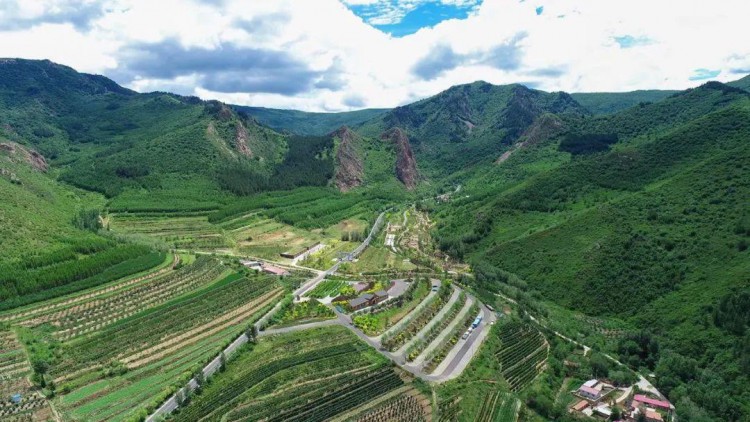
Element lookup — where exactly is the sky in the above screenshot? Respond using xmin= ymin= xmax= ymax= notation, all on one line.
xmin=0 ymin=0 xmax=748 ymax=112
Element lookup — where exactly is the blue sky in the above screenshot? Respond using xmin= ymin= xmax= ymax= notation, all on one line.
xmin=345 ymin=1 xmax=482 ymax=37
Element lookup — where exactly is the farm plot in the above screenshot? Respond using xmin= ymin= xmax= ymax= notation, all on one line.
xmin=343 ymin=243 xmax=417 ymax=274
xmin=0 ymin=330 xmax=52 ymax=420
xmin=381 ymin=282 xmax=453 ymax=351
xmin=51 ymin=271 xmax=285 ymax=422
xmin=231 ymin=217 xmax=327 ymax=261
xmin=475 ymin=390 xmax=520 ymax=422
xmin=22 ymin=256 xmax=228 ymax=340
xmin=305 ymin=279 xmax=349 ymax=298
xmin=109 ymin=213 xmax=230 ymax=250
xmin=175 ymin=326 xmax=404 ymax=422
xmin=496 ymin=321 xmax=549 ymax=392
xmin=0 ymin=253 xmax=175 ymax=325
xmin=347 ymin=386 xmax=432 ymax=422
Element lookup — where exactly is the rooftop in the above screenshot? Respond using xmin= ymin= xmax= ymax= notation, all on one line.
xmin=634 ymin=394 xmax=671 ymax=410
xmin=579 ymin=385 xmax=601 ymax=396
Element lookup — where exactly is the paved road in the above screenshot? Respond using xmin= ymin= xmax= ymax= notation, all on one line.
xmin=409 ymin=295 xmax=475 ymax=368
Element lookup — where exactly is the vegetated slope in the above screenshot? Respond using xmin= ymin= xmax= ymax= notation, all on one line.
xmin=571 ymin=90 xmax=677 ymax=115
xmin=236 ymin=105 xmax=388 ymax=135
xmin=433 ymin=84 xmax=750 ymax=420
xmin=727 ymin=73 xmax=750 ymax=91
xmin=0 ymin=138 xmax=165 ymax=309
xmin=0 ymin=59 xmax=294 ymax=208
xmin=358 ymin=81 xmax=588 ymax=177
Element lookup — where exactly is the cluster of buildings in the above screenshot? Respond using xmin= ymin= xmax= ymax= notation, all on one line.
xmin=570 ymin=379 xmax=673 ymax=421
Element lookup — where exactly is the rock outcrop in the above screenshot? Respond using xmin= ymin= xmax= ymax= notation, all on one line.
xmin=0 ymin=141 xmax=48 ymax=172
xmin=235 ymin=121 xmax=253 ymax=157
xmin=496 ymin=113 xmax=565 ymax=164
xmin=381 ymin=128 xmax=418 ymax=190
xmin=332 ymin=126 xmax=364 ymax=192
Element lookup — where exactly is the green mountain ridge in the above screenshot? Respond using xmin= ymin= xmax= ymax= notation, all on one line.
xmin=1 ymin=58 xmax=750 ymax=421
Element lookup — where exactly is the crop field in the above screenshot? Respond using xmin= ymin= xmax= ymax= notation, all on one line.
xmin=175 ymin=327 xmax=407 ymax=422
xmin=0 ymin=256 xmax=287 ymax=422
xmin=109 ymin=212 xmax=230 ymax=250
xmin=353 ymin=279 xmax=430 ymax=336
xmin=208 ymin=187 xmax=386 ymax=230
xmin=230 ymin=216 xmax=327 ymax=261
xmin=15 ymin=256 xmax=228 ymax=341
xmin=305 ymin=279 xmax=349 ymax=298
xmin=344 ymin=245 xmax=418 ymax=274
xmin=474 ymin=390 xmax=520 ymax=422
xmin=496 ymin=321 xmax=549 ymax=392
xmin=347 ymin=386 xmax=432 ymax=422
xmin=0 ymin=330 xmax=53 ymax=420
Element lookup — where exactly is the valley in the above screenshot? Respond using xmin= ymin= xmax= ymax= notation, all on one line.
xmin=0 ymin=58 xmax=748 ymax=422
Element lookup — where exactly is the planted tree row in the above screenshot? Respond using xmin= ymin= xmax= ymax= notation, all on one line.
xmin=405 ymin=293 xmax=466 ymax=362
xmin=381 ymin=282 xmax=453 ymax=351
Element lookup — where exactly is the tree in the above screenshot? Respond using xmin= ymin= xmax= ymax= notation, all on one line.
xmin=219 ymin=351 xmax=227 ymax=372
xmin=610 ymin=407 xmax=621 ymax=420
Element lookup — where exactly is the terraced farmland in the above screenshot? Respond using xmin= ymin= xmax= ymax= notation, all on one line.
xmin=348 ymin=386 xmax=431 ymax=422
xmin=475 ymin=390 xmax=520 ymax=422
xmin=0 ymin=256 xmax=289 ymax=422
xmin=0 ymin=330 xmax=52 ymax=420
xmin=174 ymin=327 xmax=405 ymax=422
xmin=110 ymin=212 xmax=230 ymax=250
xmin=19 ymin=256 xmax=227 ymax=341
xmin=405 ymin=292 xmax=467 ymax=361
xmin=381 ymin=282 xmax=453 ymax=351
xmin=496 ymin=321 xmax=549 ymax=392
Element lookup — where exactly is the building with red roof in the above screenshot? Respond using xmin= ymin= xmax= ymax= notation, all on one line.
xmin=633 ymin=394 xmax=672 ymax=410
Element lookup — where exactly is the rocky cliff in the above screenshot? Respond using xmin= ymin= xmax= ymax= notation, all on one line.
xmin=332 ymin=126 xmax=364 ymax=192
xmin=381 ymin=128 xmax=418 ymax=190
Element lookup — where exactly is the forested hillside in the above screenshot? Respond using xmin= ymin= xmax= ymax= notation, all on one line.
xmin=571 ymin=89 xmax=677 ymax=115
xmin=431 ymin=81 xmax=750 ymax=421
xmin=237 ymin=106 xmax=388 ymax=136
xmin=357 ymin=81 xmax=588 ymax=177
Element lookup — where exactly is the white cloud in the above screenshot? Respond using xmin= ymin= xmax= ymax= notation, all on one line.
xmin=0 ymin=0 xmax=748 ymax=111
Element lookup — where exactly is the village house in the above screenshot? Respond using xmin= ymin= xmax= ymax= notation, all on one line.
xmin=577 ymin=384 xmax=602 ymax=401
xmin=262 ymin=265 xmax=290 ymax=276
xmin=348 ymin=290 xmax=388 ymax=311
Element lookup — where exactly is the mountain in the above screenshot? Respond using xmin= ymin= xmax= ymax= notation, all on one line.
xmin=728 ymin=73 xmax=750 ymax=91
xmin=236 ymin=106 xmax=388 ymax=136
xmin=0 ymin=59 xmax=325 ymax=210
xmin=358 ymin=81 xmax=588 ymax=178
xmin=571 ymin=89 xmax=678 ymax=114
xmin=433 ymin=81 xmax=750 ymax=421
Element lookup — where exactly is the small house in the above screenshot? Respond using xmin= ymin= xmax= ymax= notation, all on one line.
xmin=633 ymin=394 xmax=672 ymax=411
xmin=571 ymin=400 xmax=589 ymax=413
xmin=578 ymin=385 xmax=601 ymax=401
xmin=262 ymin=265 xmax=290 ymax=276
